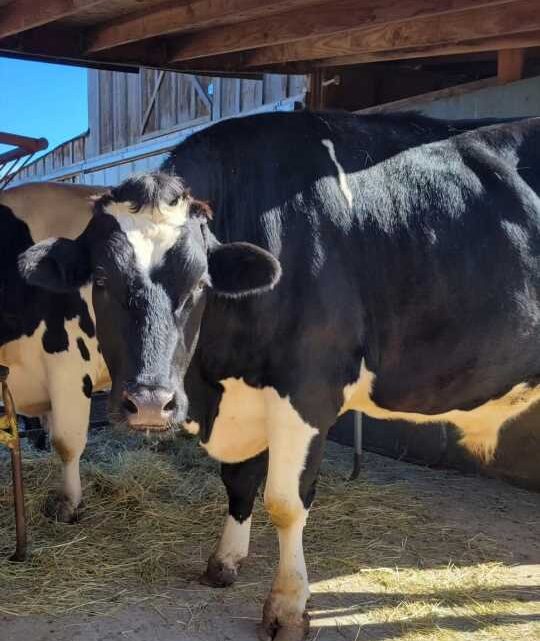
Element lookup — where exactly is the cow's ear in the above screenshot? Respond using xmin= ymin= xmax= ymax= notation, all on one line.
xmin=208 ymin=242 xmax=281 ymax=298
xmin=18 ymin=237 xmax=91 ymax=293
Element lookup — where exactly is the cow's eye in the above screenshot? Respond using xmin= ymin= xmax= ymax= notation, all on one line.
xmin=195 ymin=280 xmax=206 ymax=292
xmin=94 ymin=276 xmax=106 ymax=288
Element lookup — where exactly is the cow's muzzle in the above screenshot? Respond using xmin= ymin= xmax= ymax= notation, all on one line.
xmin=122 ymin=385 xmax=180 ymax=432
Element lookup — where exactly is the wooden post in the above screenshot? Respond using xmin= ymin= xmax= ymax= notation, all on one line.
xmin=498 ymin=48 xmax=525 ymax=83
xmin=350 ymin=412 xmax=363 ymax=481
xmin=211 ymin=77 xmax=222 ymax=120
xmin=307 ymin=70 xmax=325 ymax=110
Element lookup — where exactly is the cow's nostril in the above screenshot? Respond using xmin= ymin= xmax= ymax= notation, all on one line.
xmin=163 ymin=397 xmax=177 ymax=412
xmin=122 ymin=397 xmax=138 ymax=414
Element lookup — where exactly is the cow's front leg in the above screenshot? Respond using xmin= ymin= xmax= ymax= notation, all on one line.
xmin=45 ymin=388 xmax=91 ymax=523
xmin=202 ymin=450 xmax=268 ymax=587
xmin=259 ymin=389 xmax=326 ymax=641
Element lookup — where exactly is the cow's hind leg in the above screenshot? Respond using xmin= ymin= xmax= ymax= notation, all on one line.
xmin=45 ymin=391 xmax=91 ymax=523
xmin=259 ymin=389 xmax=326 ymax=641
xmin=202 ymin=450 xmax=268 ymax=587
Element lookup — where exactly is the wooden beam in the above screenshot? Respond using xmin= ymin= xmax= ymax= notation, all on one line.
xmin=498 ymin=48 xmax=525 ymax=82
xmin=85 ymin=0 xmax=326 ymax=54
xmin=241 ymin=0 xmax=539 ymax=68
xmin=0 ymin=0 xmax=106 ymax=40
xmin=168 ymin=0 xmax=516 ymax=63
xmin=317 ymin=30 xmax=540 ymax=68
xmin=0 ymin=26 xmax=168 ymax=69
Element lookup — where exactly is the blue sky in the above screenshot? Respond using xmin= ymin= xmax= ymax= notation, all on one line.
xmin=0 ymin=58 xmax=88 ymax=159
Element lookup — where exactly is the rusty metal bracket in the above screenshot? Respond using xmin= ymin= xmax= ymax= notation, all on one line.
xmin=0 ymin=365 xmax=27 ymax=562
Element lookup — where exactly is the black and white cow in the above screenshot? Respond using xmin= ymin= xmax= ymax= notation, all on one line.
xmin=19 ymin=111 xmax=540 ymax=641
xmin=0 ymin=182 xmax=109 ymax=521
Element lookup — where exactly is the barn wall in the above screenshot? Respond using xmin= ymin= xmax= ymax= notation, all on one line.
xmin=14 ymin=69 xmax=306 ymax=185
xmin=412 ymin=75 xmax=540 ymax=119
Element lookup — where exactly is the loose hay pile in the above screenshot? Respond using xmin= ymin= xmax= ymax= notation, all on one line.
xmin=0 ymin=429 xmax=538 ymax=641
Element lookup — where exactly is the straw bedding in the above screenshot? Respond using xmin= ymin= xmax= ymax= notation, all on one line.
xmin=0 ymin=428 xmax=538 ymax=640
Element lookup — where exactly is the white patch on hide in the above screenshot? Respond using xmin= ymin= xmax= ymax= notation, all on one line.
xmin=322 ymin=138 xmax=353 ymax=208
xmin=182 ymin=419 xmax=200 ymax=435
xmin=341 ymin=359 xmax=540 ymax=459
xmin=200 ymin=378 xmax=269 ymax=463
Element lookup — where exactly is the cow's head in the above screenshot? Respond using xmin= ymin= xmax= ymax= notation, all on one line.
xmin=19 ymin=172 xmax=281 ymax=431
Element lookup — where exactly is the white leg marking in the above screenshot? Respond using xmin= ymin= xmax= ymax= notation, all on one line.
xmin=263 ymin=388 xmax=317 ymax=628
xmin=322 ymin=139 xmax=353 ymax=208
xmin=215 ymin=515 xmax=252 ymax=569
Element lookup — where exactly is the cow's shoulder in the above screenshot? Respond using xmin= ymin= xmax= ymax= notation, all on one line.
xmin=0 ymin=182 xmax=109 ymax=242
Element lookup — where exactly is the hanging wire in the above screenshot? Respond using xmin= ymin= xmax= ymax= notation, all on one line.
xmin=0 ymin=152 xmax=36 ymax=190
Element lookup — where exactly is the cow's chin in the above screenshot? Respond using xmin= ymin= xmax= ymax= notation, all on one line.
xmin=127 ymin=422 xmax=170 ymax=433
xmin=107 ymin=406 xmax=179 ymax=439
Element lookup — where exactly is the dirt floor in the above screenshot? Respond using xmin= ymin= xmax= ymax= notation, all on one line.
xmin=1 ymin=431 xmax=539 ymax=641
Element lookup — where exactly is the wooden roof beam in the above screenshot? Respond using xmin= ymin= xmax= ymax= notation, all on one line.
xmin=85 ymin=0 xmax=327 ymax=54
xmin=317 ymin=31 xmax=540 ymax=68
xmin=0 ymin=26 xmax=168 ymax=69
xmin=238 ymin=0 xmax=539 ymax=68
xmin=168 ymin=0 xmax=517 ymax=63
xmin=0 ymin=1 xmax=107 ymax=40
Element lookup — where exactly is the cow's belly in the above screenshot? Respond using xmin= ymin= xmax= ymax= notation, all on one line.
xmin=199 ymin=378 xmax=269 ymax=463
xmin=341 ymin=360 xmax=540 ymax=459
xmin=0 ymin=327 xmax=50 ymax=415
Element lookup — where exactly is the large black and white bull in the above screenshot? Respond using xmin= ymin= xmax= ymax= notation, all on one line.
xmin=1 ymin=112 xmax=496 ymax=522
xmin=17 ymin=112 xmax=540 ymax=641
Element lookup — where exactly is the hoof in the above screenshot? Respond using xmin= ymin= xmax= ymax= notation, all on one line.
xmin=43 ymin=492 xmax=80 ymax=523
xmin=258 ymin=602 xmax=309 ymax=641
xmin=199 ymin=554 xmax=239 ymax=588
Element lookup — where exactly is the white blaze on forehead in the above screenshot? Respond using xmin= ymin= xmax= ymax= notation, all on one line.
xmin=322 ymin=138 xmax=353 ymax=208
xmin=103 ymin=199 xmax=189 ymax=272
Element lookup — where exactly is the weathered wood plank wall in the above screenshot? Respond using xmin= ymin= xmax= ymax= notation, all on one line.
xmin=16 ymin=68 xmax=306 ymax=182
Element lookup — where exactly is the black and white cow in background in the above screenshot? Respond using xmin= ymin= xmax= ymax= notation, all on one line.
xmin=0 ymin=182 xmax=109 ymax=521
xmin=16 ymin=111 xmax=540 ymax=641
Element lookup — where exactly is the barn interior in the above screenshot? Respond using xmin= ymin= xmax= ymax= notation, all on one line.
xmin=2 ymin=0 xmax=540 ymax=488
xmin=0 ymin=2 xmax=539 ymax=640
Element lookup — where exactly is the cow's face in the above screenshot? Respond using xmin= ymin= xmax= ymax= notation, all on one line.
xmin=19 ymin=173 xmax=281 ymax=431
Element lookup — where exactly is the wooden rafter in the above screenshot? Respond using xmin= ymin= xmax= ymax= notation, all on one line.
xmin=85 ymin=0 xmax=327 ymax=54
xmin=0 ymin=26 xmax=168 ymax=69
xmin=168 ymin=0 xmax=516 ymax=63
xmin=317 ymin=30 xmax=540 ymax=69
xmin=0 ymin=0 xmax=538 ymax=75
xmin=0 ymin=0 xmax=107 ymax=40
xmin=237 ymin=0 xmax=539 ymax=68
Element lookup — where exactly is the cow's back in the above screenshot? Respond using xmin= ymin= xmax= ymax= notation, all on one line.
xmin=0 ymin=182 xmax=108 ymax=242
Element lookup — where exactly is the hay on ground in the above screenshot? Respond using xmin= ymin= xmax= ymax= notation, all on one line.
xmin=0 ymin=429 xmax=538 ymax=641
